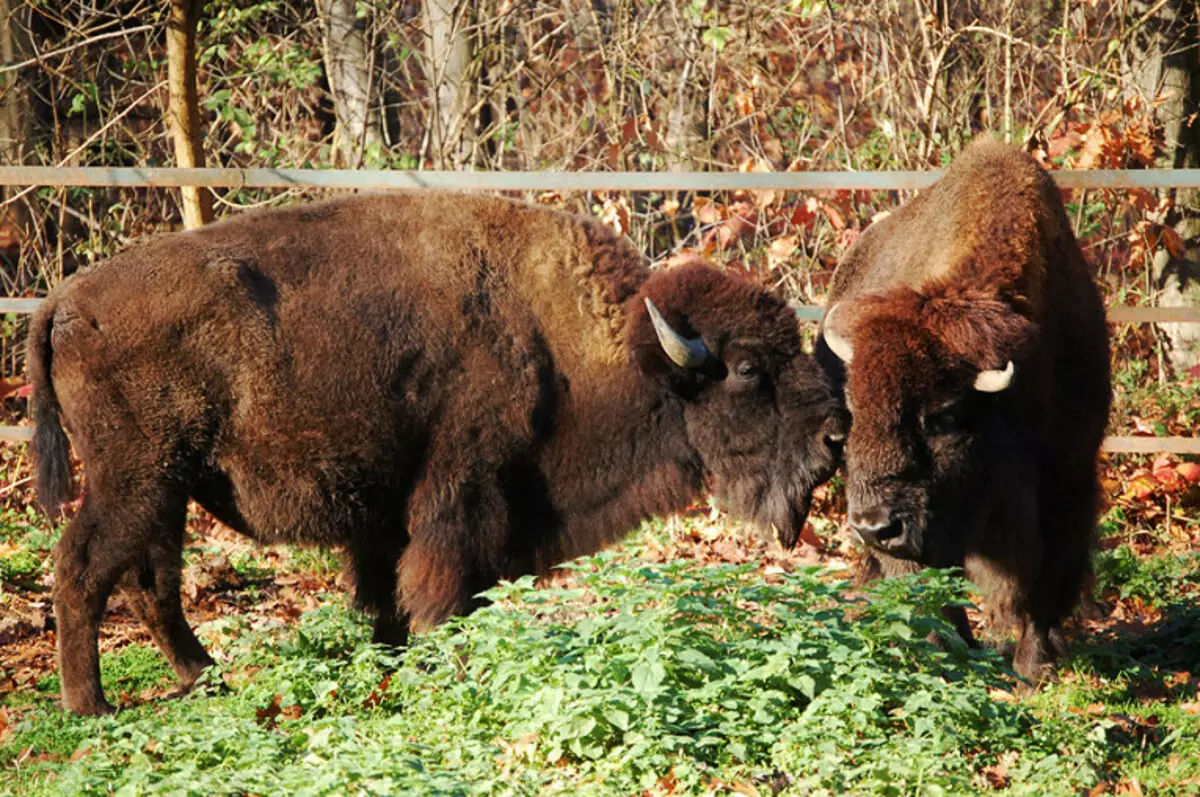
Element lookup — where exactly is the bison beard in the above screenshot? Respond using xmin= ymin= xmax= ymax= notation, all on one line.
xmin=818 ymin=138 xmax=1111 ymax=686
xmin=29 ymin=191 xmax=845 ymax=715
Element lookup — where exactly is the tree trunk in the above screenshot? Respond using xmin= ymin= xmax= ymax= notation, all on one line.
xmin=166 ymin=0 xmax=213 ymax=229
xmin=0 ymin=0 xmax=32 ymax=257
xmin=1125 ymin=0 xmax=1200 ymax=373
xmin=318 ymin=0 xmax=383 ymax=167
xmin=663 ymin=0 xmax=704 ymax=172
xmin=423 ymin=0 xmax=474 ymax=167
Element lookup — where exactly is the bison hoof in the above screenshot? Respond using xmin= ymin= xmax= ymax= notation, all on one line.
xmin=1013 ymin=660 xmax=1057 ymax=693
xmin=63 ymin=696 xmax=116 ymax=717
xmin=169 ymin=677 xmax=229 ymax=701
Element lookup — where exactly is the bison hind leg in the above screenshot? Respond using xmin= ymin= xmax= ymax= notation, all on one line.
xmin=116 ymin=510 xmax=215 ymax=695
xmin=55 ymin=483 xmax=196 ymax=715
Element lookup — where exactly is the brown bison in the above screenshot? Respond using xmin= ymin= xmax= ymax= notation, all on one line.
xmin=30 ymin=191 xmax=846 ymax=715
xmin=818 ymin=138 xmax=1111 ymax=683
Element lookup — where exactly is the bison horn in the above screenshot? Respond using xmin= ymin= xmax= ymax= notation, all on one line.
xmin=822 ymin=303 xmax=854 ymax=363
xmin=644 ymin=298 xmax=710 ymax=369
xmin=973 ymin=360 xmax=1015 ymax=393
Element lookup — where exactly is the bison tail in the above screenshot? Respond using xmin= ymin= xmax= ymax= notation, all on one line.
xmin=27 ymin=298 xmax=74 ymax=513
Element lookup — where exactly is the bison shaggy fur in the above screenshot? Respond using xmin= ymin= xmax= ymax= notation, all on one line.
xmin=30 ymin=191 xmax=846 ymax=715
xmin=819 ymin=138 xmax=1111 ymax=683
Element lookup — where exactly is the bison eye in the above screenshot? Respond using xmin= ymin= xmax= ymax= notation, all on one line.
xmin=733 ymin=360 xmax=760 ymax=380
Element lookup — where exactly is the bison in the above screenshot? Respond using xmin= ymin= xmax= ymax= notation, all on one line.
xmin=30 ymin=191 xmax=847 ymax=715
xmin=818 ymin=138 xmax=1111 ymax=683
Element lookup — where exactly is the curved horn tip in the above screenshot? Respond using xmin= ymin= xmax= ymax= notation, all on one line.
xmin=645 ymin=297 xmax=710 ymax=369
xmin=973 ymin=360 xmax=1016 ymax=393
xmin=822 ymin=303 xmax=855 ymax=364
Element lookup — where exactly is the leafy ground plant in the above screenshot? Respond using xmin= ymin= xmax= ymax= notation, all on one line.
xmin=5 ymin=554 xmax=1184 ymax=796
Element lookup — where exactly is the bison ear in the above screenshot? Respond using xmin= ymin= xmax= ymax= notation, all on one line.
xmin=973 ymin=360 xmax=1015 ymax=393
xmin=821 ymin=302 xmax=855 ymax=364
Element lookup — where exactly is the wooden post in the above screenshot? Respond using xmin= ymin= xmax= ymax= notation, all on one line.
xmin=0 ymin=0 xmax=32 ymax=250
xmin=166 ymin=0 xmax=213 ymax=229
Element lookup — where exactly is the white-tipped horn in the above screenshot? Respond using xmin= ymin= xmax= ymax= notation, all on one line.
xmin=644 ymin=298 xmax=710 ymax=369
xmin=821 ymin=302 xmax=855 ymax=363
xmin=973 ymin=360 xmax=1015 ymax=393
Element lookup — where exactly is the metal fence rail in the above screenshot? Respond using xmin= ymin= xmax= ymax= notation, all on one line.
xmin=1 ymin=165 xmax=1197 ymax=455
xmin=6 ymin=298 xmax=1199 ymax=324
xmin=4 ymin=166 xmax=1200 ymax=191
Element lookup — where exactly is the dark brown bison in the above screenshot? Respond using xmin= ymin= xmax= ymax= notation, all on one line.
xmin=818 ymin=138 xmax=1111 ymax=683
xmin=30 ymin=191 xmax=846 ymax=715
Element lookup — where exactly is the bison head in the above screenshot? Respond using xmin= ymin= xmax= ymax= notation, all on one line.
xmin=629 ymin=264 xmax=846 ymax=547
xmin=820 ymin=285 xmax=1037 ymax=565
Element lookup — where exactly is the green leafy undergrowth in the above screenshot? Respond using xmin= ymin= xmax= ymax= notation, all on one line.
xmin=0 ymin=503 xmax=59 ymax=585
xmin=1 ymin=557 xmax=1168 ymax=795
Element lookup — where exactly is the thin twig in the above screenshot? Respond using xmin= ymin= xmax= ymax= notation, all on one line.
xmin=0 ymin=23 xmax=159 ymax=75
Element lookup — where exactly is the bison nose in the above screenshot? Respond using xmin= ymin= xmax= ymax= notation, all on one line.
xmin=849 ymin=509 xmax=906 ymax=551
xmin=820 ymin=414 xmax=848 ymax=459
xmin=823 ymin=429 xmax=846 ymax=458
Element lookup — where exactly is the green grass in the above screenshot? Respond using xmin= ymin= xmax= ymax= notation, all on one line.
xmin=4 ymin=554 xmax=1198 ymax=795
xmin=0 ymin=503 xmax=60 ymax=585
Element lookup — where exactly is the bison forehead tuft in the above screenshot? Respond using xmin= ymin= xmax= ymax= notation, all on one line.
xmin=628 ymin=263 xmax=802 ymax=358
xmin=839 ymin=283 xmax=1038 ymax=389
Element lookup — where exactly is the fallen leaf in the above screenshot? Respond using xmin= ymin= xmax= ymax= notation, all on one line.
xmin=767 ymin=235 xmax=799 ymax=269
xmin=799 ymin=523 xmax=824 ymax=549
xmin=256 ymin=694 xmax=283 ymax=726
xmin=1153 ymin=466 xmax=1183 ymax=491
xmin=0 ymin=378 xmax=25 ymax=400
xmin=363 ymin=673 xmax=393 ymax=708
xmin=1177 ymin=463 xmax=1200 ymax=483
xmin=989 ymin=688 xmax=1017 ymax=703
xmin=1116 ymin=777 xmax=1145 ymax=796
xmin=981 ymin=763 xmax=1010 ymax=789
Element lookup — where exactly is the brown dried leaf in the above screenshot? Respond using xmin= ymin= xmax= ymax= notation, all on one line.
xmin=255 ymin=694 xmax=283 ymax=726
xmin=767 ymin=235 xmax=799 ymax=270
xmin=981 ymin=763 xmax=1010 ymax=789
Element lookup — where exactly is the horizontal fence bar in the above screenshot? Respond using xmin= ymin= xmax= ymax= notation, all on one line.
xmin=0 ymin=298 xmax=43 ymax=314
xmin=4 ymin=166 xmax=1200 ymax=192
xmin=0 ymin=425 xmax=1192 ymax=453
xmin=1105 ymin=307 xmax=1200 ymax=324
xmin=6 ymin=298 xmax=1200 ymax=324
xmin=1103 ymin=436 xmax=1200 ymax=455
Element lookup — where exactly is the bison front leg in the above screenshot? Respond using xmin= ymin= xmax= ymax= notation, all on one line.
xmin=1011 ymin=467 xmax=1099 ymax=689
xmin=398 ymin=475 xmax=507 ymax=634
xmin=1012 ymin=618 xmax=1058 ymax=688
xmin=346 ymin=536 xmax=410 ymax=648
